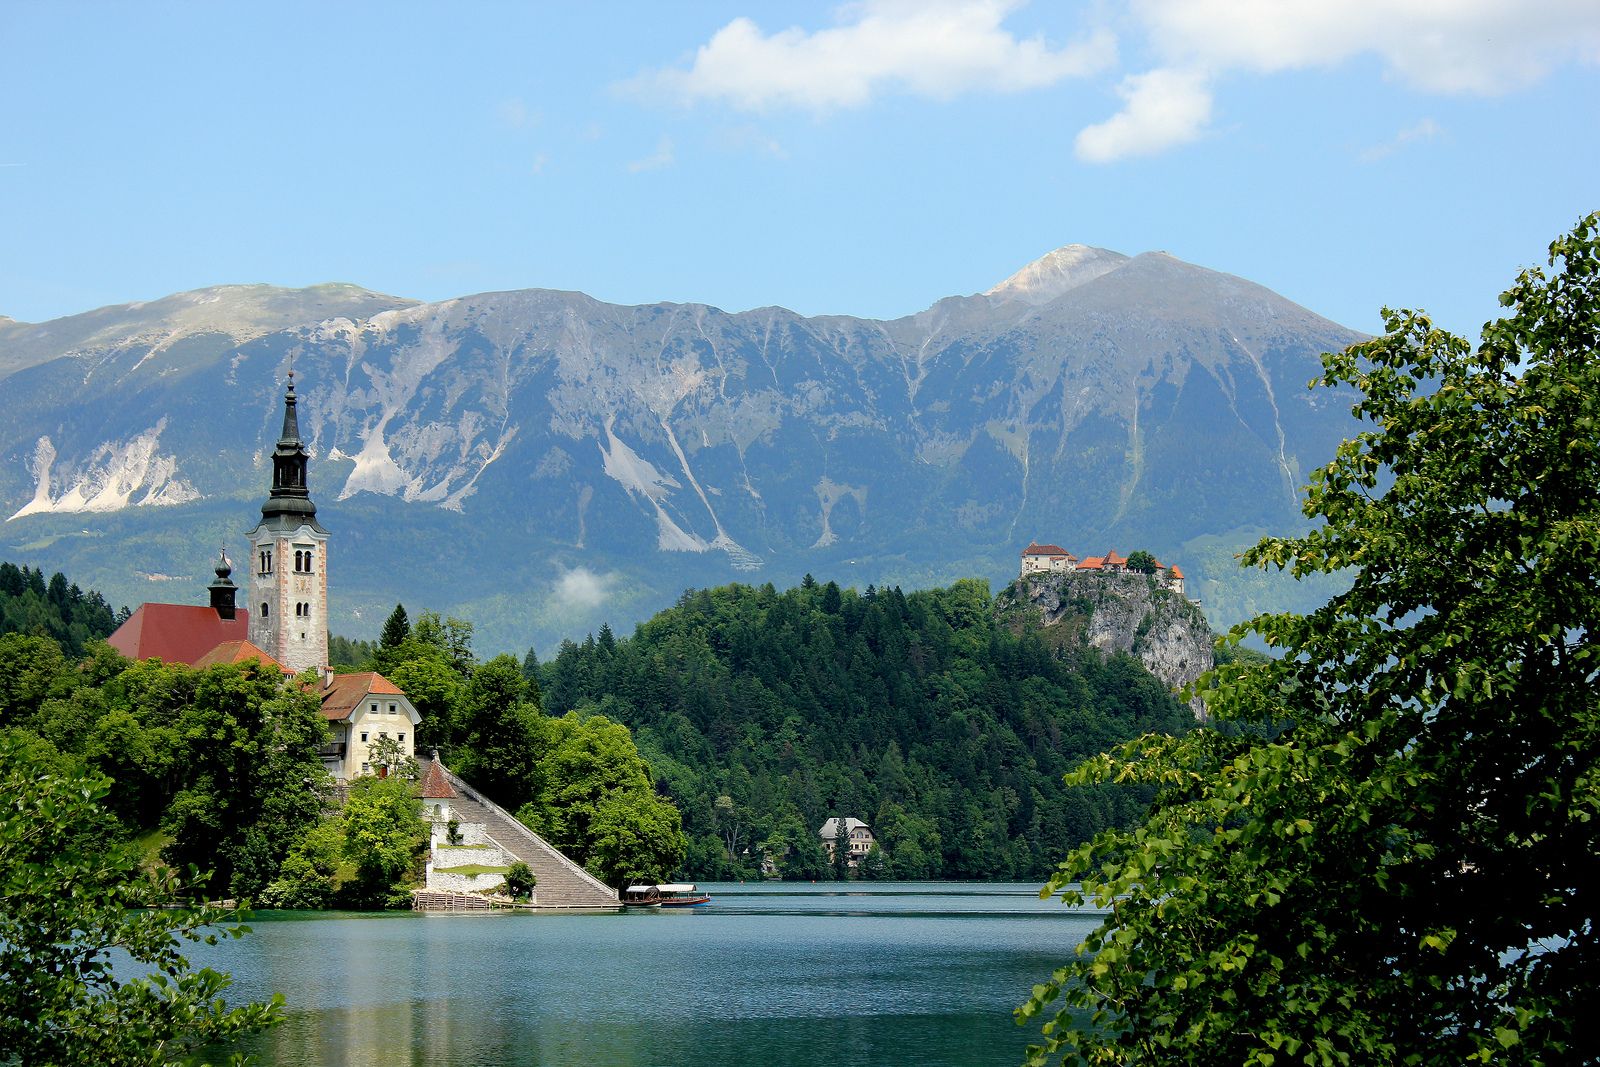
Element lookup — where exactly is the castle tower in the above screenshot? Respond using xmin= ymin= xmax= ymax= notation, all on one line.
xmin=247 ymin=373 xmax=329 ymax=673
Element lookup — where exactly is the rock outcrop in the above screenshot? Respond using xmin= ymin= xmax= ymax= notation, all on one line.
xmin=998 ymin=571 xmax=1214 ymax=718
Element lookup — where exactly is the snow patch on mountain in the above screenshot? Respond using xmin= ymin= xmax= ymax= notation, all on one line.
xmin=7 ymin=420 xmax=199 ymax=521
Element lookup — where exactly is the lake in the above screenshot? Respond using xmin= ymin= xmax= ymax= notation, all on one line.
xmin=200 ymin=882 xmax=1102 ymax=1067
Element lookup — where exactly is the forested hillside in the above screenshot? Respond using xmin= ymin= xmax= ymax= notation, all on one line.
xmin=538 ymin=577 xmax=1195 ymax=881
xmin=0 ymin=561 xmax=123 ymax=656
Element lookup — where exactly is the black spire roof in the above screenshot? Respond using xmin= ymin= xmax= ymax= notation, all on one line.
xmin=259 ymin=373 xmax=327 ymax=533
xmin=208 ymin=548 xmax=237 ymax=619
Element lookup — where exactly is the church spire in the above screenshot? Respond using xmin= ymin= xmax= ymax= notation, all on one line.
xmin=261 ymin=372 xmax=325 ymax=532
xmin=279 ymin=369 xmax=302 ymax=444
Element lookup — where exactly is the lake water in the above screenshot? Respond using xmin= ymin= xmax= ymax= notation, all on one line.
xmin=201 ymin=882 xmax=1102 ymax=1067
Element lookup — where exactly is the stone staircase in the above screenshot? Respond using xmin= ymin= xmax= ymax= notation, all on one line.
xmin=420 ymin=756 xmax=618 ymax=909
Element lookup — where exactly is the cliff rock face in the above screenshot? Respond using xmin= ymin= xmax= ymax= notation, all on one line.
xmin=999 ymin=571 xmax=1214 ymax=718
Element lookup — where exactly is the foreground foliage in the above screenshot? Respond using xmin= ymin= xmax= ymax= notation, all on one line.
xmin=1020 ymin=216 xmax=1600 ymax=1063
xmin=0 ymin=733 xmax=281 ymax=1065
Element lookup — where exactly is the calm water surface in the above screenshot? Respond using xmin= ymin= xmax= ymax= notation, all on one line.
xmin=205 ymin=882 xmax=1102 ymax=1067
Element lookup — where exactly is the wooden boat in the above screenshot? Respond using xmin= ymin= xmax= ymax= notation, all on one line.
xmin=621 ymin=882 xmax=711 ymax=907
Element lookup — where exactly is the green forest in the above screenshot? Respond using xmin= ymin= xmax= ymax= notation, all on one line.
xmin=1 ymin=560 xmax=1195 ymax=903
xmin=0 ymin=561 xmax=124 ymax=656
xmin=533 ymin=576 xmax=1195 ymax=881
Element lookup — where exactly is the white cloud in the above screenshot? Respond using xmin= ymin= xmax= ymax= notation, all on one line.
xmin=1074 ymin=67 xmax=1212 ymax=162
xmin=1076 ymin=0 xmax=1600 ymax=162
xmin=1359 ymin=117 xmax=1443 ymax=162
xmin=627 ymin=136 xmax=675 ymax=172
xmin=1134 ymin=0 xmax=1600 ymax=95
xmin=636 ymin=0 xmax=1115 ymax=113
xmin=555 ymin=567 xmax=611 ymax=610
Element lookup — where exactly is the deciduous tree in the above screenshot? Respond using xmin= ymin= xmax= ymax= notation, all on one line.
xmin=1020 ymin=214 xmax=1600 ymax=1065
xmin=0 ymin=734 xmax=281 ymax=1064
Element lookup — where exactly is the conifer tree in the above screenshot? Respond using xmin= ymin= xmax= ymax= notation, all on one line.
xmin=378 ymin=603 xmax=410 ymax=649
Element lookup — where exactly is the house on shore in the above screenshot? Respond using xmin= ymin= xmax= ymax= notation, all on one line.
xmin=819 ymin=817 xmax=875 ymax=870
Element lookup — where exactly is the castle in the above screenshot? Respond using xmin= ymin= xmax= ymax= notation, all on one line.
xmin=1020 ymin=542 xmax=1186 ymax=597
xmin=107 ymin=374 xmax=418 ymax=782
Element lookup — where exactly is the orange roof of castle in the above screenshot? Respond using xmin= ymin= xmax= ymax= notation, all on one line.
xmin=321 ymin=671 xmax=407 ymax=722
xmin=1103 ymin=550 xmax=1128 ymax=567
xmin=1022 ymin=542 xmax=1071 ymax=556
xmin=1077 ymin=556 xmax=1104 ymax=570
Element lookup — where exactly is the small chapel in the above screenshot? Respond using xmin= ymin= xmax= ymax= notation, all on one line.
xmin=108 ymin=374 xmax=419 ymax=782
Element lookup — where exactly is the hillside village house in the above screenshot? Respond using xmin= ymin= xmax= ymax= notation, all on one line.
xmin=819 ymin=817 xmax=875 ymax=870
xmin=107 ymin=373 xmax=418 ymax=782
xmin=1020 ymin=541 xmax=1186 ymax=597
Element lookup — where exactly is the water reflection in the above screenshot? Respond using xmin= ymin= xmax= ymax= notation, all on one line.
xmin=206 ymin=883 xmax=1098 ymax=1067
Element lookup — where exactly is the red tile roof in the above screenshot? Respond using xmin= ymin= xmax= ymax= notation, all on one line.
xmin=1077 ymin=556 xmax=1104 ymax=570
xmin=1169 ymin=565 xmax=1184 ymax=579
xmin=1103 ymin=550 xmax=1128 ymax=567
xmin=107 ymin=604 xmax=252 ymax=667
xmin=193 ymin=639 xmax=281 ymax=671
xmin=321 ymin=671 xmax=408 ymax=722
xmin=420 ymin=759 xmax=457 ymax=799
xmin=1022 ymin=542 xmax=1070 ymax=556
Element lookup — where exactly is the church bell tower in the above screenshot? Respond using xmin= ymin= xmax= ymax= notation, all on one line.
xmin=247 ymin=373 xmax=329 ymax=673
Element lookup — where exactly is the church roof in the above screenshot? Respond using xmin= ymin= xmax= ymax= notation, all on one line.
xmin=321 ymin=670 xmax=408 ymax=722
xmin=193 ymin=639 xmax=281 ymax=671
xmin=107 ymin=604 xmax=252 ymax=666
xmin=420 ymin=758 xmax=457 ymax=800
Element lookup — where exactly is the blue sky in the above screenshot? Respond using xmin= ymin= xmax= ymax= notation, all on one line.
xmin=3 ymin=1 xmax=1597 ymax=338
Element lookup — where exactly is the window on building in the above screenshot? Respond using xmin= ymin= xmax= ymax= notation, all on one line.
xmin=260 ymin=602 xmax=269 ymax=618
xmin=398 ymin=733 xmax=405 ymax=744
xmin=361 ymin=763 xmax=369 ymax=773
xmin=258 ymin=549 xmax=272 ymax=575
xmin=379 ymin=731 xmax=388 ymax=739
xmin=370 ymin=703 xmax=378 ymax=712
xmin=388 ymin=702 xmax=397 ymax=713
xmin=361 ymin=732 xmax=368 ymax=742
xmin=292 ymin=547 xmax=315 ymax=574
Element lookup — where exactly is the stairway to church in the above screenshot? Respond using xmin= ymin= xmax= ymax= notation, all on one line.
xmin=423 ymin=758 xmax=618 ymax=909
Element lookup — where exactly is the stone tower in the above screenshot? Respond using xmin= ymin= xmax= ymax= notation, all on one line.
xmin=247 ymin=373 xmax=329 ymax=673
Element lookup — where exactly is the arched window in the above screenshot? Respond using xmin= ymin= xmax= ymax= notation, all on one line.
xmin=260 ymin=602 xmax=269 ymax=618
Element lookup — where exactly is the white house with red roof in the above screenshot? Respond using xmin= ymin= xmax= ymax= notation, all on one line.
xmin=320 ymin=671 xmax=421 ymax=780
xmin=1020 ymin=542 xmax=1077 ymax=575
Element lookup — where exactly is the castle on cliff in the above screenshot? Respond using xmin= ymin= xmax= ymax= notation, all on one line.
xmin=1020 ymin=542 xmax=1186 ymax=598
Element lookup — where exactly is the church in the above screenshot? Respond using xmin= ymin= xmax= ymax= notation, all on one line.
xmin=108 ymin=374 xmax=419 ymax=782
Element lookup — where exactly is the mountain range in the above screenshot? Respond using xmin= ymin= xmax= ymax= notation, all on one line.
xmin=0 ymin=246 xmax=1361 ymax=655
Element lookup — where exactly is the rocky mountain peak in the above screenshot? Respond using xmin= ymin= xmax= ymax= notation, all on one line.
xmin=984 ymin=244 xmax=1130 ymax=306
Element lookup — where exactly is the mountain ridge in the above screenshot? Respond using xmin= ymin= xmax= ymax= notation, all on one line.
xmin=0 ymin=246 xmax=1363 ymax=655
